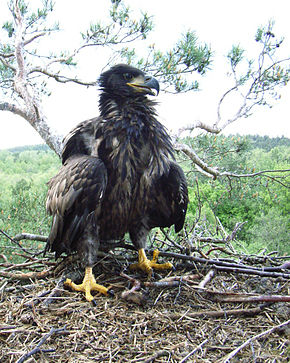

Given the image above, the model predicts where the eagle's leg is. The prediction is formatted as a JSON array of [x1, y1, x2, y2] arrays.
[[64, 266, 109, 302], [130, 248, 173, 277]]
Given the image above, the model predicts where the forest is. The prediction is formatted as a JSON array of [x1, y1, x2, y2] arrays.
[[0, 134, 289, 262]]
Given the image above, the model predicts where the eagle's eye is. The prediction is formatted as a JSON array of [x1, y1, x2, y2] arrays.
[[123, 73, 133, 81]]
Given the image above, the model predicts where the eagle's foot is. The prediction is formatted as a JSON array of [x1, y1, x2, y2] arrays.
[[64, 266, 110, 302], [129, 248, 173, 277]]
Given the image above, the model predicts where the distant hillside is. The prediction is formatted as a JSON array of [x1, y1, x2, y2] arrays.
[[7, 144, 50, 153], [243, 135, 290, 151], [5, 135, 290, 154]]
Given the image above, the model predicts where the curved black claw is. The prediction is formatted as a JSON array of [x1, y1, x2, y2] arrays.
[[92, 299, 98, 306], [108, 288, 114, 297]]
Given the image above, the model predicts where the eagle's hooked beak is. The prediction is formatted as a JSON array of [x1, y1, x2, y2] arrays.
[[127, 75, 160, 96]]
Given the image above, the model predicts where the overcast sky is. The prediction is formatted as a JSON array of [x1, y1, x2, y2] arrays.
[[0, 0, 289, 150]]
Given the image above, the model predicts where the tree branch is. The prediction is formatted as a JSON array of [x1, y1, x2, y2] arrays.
[[173, 139, 290, 185], [16, 326, 67, 363], [29, 67, 97, 86], [222, 319, 290, 363], [0, 101, 29, 119], [174, 142, 219, 179]]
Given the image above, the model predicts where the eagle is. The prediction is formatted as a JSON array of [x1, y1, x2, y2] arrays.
[[45, 64, 188, 302]]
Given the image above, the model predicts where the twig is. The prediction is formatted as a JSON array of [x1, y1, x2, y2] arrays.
[[142, 350, 171, 363], [42, 276, 66, 306], [169, 304, 271, 320], [0, 268, 53, 280], [120, 272, 145, 305], [16, 326, 67, 363], [155, 251, 290, 279], [198, 269, 215, 288], [209, 291, 290, 303], [144, 274, 200, 288], [13, 233, 48, 243], [0, 228, 36, 255], [221, 319, 290, 363], [0, 254, 8, 262], [213, 264, 290, 278], [179, 339, 208, 363]]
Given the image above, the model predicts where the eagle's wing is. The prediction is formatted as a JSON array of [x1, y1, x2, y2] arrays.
[[45, 155, 107, 257], [61, 117, 102, 163], [149, 161, 188, 232]]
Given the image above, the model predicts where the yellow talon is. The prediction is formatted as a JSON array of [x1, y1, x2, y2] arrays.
[[130, 248, 173, 277], [64, 266, 109, 302]]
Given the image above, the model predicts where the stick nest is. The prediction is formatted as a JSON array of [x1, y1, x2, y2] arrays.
[[0, 245, 289, 362]]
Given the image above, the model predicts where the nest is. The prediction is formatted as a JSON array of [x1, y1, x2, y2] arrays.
[[0, 244, 289, 363]]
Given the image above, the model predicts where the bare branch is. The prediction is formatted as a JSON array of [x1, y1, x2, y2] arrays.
[[16, 326, 67, 363], [174, 142, 219, 179], [13, 233, 48, 242], [223, 320, 290, 363], [175, 121, 221, 137], [0, 101, 29, 119], [24, 32, 46, 46], [29, 67, 97, 86], [0, 56, 16, 71], [173, 138, 290, 184]]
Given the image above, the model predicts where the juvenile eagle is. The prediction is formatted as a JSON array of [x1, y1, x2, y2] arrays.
[[46, 64, 188, 302]]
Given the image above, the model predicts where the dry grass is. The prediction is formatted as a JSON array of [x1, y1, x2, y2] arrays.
[[0, 248, 289, 362]]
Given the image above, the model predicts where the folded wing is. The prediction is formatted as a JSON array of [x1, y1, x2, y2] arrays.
[[46, 155, 107, 257], [149, 161, 188, 232]]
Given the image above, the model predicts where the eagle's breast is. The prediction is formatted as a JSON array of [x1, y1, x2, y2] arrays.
[[96, 118, 164, 239]]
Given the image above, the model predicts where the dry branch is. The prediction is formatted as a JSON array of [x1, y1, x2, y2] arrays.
[[16, 326, 67, 363], [179, 339, 208, 363], [142, 350, 171, 363], [144, 273, 289, 305], [144, 274, 200, 288], [209, 292, 290, 304], [221, 319, 290, 363], [0, 268, 53, 280], [198, 269, 216, 288], [13, 233, 48, 243], [156, 250, 290, 278], [169, 304, 271, 320]]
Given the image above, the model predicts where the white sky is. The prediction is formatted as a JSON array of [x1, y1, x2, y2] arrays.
[[0, 0, 289, 149]]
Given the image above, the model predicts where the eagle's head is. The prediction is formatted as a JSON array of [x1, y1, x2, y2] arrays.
[[98, 64, 160, 99]]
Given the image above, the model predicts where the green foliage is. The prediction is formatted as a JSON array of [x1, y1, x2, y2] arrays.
[[182, 135, 290, 255], [248, 209, 289, 254], [81, 2, 153, 45], [0, 146, 60, 260], [119, 30, 212, 92], [2, 21, 14, 38], [247, 135, 290, 151], [183, 134, 250, 178], [224, 20, 290, 116], [227, 45, 245, 68]]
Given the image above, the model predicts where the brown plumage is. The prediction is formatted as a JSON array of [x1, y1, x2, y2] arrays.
[[45, 64, 188, 301]]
